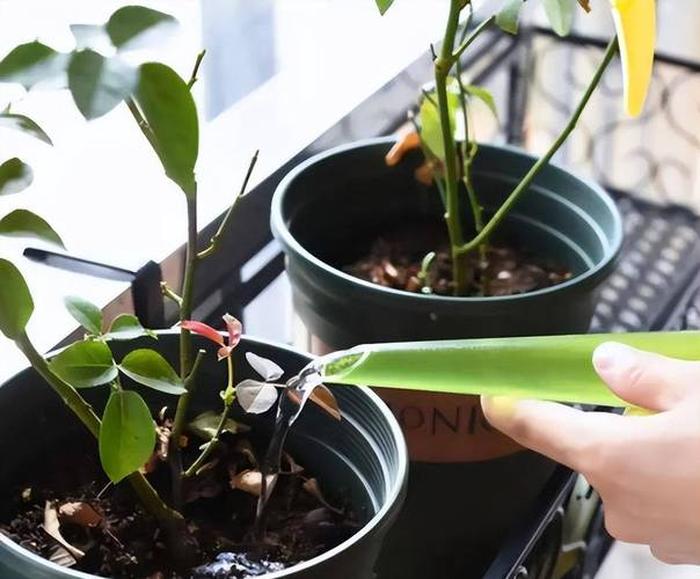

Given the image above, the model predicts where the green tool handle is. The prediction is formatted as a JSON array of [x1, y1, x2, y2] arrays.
[[320, 331, 700, 407]]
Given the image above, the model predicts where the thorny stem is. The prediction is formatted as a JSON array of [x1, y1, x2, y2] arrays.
[[184, 356, 234, 478], [14, 331, 181, 525], [198, 151, 259, 260], [457, 38, 619, 256], [187, 50, 207, 90]]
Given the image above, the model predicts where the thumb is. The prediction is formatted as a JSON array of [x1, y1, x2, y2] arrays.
[[592, 342, 697, 411]]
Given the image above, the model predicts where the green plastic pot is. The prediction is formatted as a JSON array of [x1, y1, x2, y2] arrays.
[[270, 137, 623, 578], [0, 333, 407, 578]]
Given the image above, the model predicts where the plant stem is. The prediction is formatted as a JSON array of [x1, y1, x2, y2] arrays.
[[14, 332, 181, 524], [160, 281, 183, 308], [435, 0, 468, 294], [453, 15, 495, 61], [198, 151, 259, 260], [457, 38, 618, 256], [184, 356, 234, 478], [126, 98, 159, 155], [169, 190, 199, 506], [179, 191, 198, 379], [187, 50, 207, 90]]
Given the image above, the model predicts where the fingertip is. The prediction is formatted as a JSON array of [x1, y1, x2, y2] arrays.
[[481, 395, 518, 424]]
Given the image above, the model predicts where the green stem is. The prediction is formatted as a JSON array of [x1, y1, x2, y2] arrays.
[[160, 281, 183, 308], [198, 151, 259, 260], [457, 38, 619, 256], [169, 190, 199, 506], [15, 332, 180, 524], [184, 356, 234, 478], [435, 0, 468, 294], [187, 50, 207, 90], [126, 98, 159, 155], [453, 15, 495, 62]]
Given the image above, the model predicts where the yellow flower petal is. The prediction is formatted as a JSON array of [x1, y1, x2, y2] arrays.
[[610, 0, 656, 117]]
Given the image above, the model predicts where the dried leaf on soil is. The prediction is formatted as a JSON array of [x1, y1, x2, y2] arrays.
[[41, 501, 85, 563], [230, 469, 275, 497], [58, 501, 102, 528]]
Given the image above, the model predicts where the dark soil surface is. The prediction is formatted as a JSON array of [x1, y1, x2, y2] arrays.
[[345, 223, 571, 296], [0, 428, 359, 578]]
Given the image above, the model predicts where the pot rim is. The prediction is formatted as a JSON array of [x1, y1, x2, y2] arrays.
[[0, 332, 408, 578], [271, 136, 624, 304]]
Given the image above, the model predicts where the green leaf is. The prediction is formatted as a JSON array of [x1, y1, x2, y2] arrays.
[[496, 0, 525, 35], [99, 389, 155, 483], [418, 82, 461, 161], [106, 6, 176, 49], [105, 313, 156, 341], [189, 410, 248, 440], [374, 0, 395, 15], [542, 0, 575, 37], [134, 63, 198, 196], [0, 258, 33, 340], [68, 50, 138, 120], [464, 85, 498, 119], [119, 349, 185, 395], [0, 158, 33, 196], [0, 113, 52, 144], [50, 340, 118, 388], [0, 41, 67, 89], [0, 209, 64, 247], [64, 296, 103, 335]]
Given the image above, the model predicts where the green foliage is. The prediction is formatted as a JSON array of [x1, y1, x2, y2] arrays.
[[496, 0, 525, 35], [0, 209, 65, 247], [0, 112, 52, 144], [68, 50, 138, 120], [106, 6, 176, 49], [119, 349, 186, 395], [374, 0, 395, 15], [64, 296, 103, 335], [134, 63, 199, 196], [0, 41, 67, 89], [50, 340, 118, 388], [99, 389, 155, 482], [189, 411, 247, 440], [542, 0, 576, 37], [419, 80, 461, 161], [105, 313, 156, 341], [464, 85, 498, 119], [0, 158, 33, 196], [0, 258, 34, 340]]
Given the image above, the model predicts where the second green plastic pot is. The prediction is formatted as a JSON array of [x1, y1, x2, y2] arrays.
[[271, 137, 623, 578]]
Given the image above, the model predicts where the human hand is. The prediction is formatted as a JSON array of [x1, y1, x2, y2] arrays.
[[481, 342, 700, 565]]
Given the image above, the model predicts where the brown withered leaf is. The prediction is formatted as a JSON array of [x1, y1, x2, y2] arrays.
[[58, 502, 102, 528], [230, 469, 275, 497], [302, 478, 343, 515], [282, 452, 304, 475], [287, 385, 342, 421], [48, 543, 77, 568], [41, 501, 85, 563], [577, 0, 591, 12], [385, 130, 420, 167], [233, 438, 258, 467]]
